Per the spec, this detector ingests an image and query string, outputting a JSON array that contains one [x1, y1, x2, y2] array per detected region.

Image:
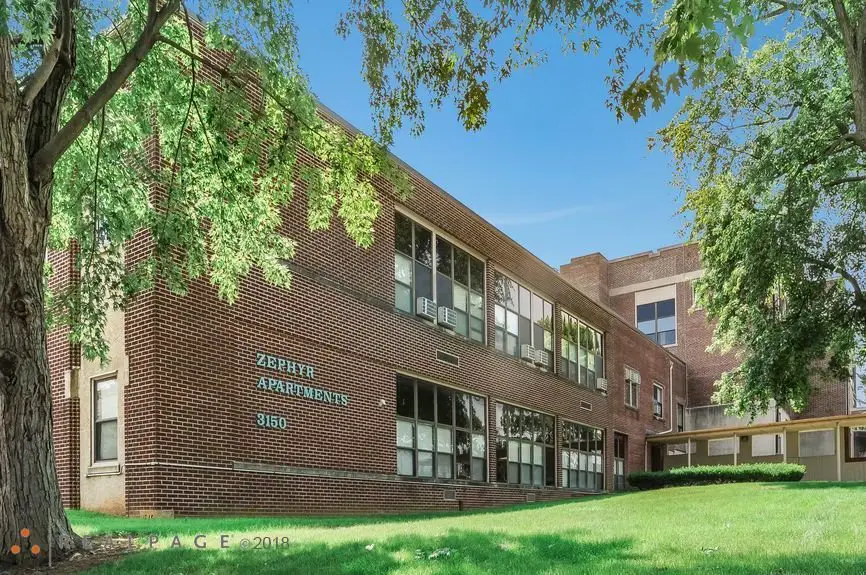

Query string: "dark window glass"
[[636, 303, 655, 323], [496, 438, 508, 482], [415, 263, 433, 301], [456, 430, 471, 479], [396, 377, 415, 417], [436, 237, 452, 275], [437, 274, 453, 308], [470, 257, 484, 292], [417, 381, 435, 422], [438, 388, 454, 425], [471, 396, 485, 430], [507, 279, 518, 311], [455, 393, 470, 428], [395, 212, 413, 255], [414, 225, 433, 266], [657, 298, 676, 318], [496, 403, 552, 486], [518, 316, 532, 349], [454, 249, 469, 286], [494, 273, 508, 305], [519, 286, 531, 318]]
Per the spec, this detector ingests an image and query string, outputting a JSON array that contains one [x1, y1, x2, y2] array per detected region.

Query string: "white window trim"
[[624, 366, 640, 408], [798, 428, 836, 458], [634, 290, 678, 348], [652, 382, 665, 418], [92, 375, 119, 465]]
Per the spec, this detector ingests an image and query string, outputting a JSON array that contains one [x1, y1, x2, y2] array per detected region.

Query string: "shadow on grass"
[[69, 497, 602, 537], [80, 528, 866, 575], [771, 481, 866, 490]]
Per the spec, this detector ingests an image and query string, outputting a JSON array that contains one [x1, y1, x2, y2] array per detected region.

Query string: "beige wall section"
[[77, 307, 127, 514], [664, 428, 866, 482]]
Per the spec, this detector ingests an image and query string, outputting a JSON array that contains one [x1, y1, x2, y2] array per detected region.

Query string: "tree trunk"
[[0, 111, 79, 563]]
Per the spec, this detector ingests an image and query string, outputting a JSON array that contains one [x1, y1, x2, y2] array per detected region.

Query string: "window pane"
[[417, 423, 434, 451], [96, 420, 117, 460], [395, 283, 412, 313], [636, 303, 656, 323], [470, 257, 485, 292], [471, 396, 485, 430], [456, 430, 471, 479], [495, 329, 504, 351], [436, 237, 452, 275], [95, 379, 117, 421], [394, 213, 412, 255], [417, 382, 435, 422], [506, 310, 519, 335], [519, 286, 531, 318], [521, 442, 531, 463], [800, 430, 835, 457], [469, 292, 483, 319], [518, 316, 532, 350], [532, 465, 543, 486], [507, 280, 519, 311], [471, 433, 486, 458], [495, 305, 506, 328], [657, 314, 676, 333], [455, 310, 468, 336], [455, 393, 470, 428], [418, 451, 434, 477], [637, 319, 656, 336], [395, 253, 412, 285], [437, 453, 453, 479], [531, 293, 543, 324], [454, 283, 468, 311], [658, 330, 677, 346], [438, 388, 454, 425], [506, 334, 518, 357], [543, 301, 552, 322], [851, 429, 866, 458], [657, 298, 676, 318], [437, 274, 453, 309], [437, 426, 454, 453], [397, 448, 414, 475], [415, 263, 433, 301], [396, 420, 414, 447], [533, 323, 545, 352], [494, 273, 508, 305], [454, 249, 469, 286], [396, 377, 415, 417], [471, 458, 485, 481], [414, 225, 432, 266], [471, 328, 484, 343], [496, 438, 508, 482], [508, 440, 520, 462]]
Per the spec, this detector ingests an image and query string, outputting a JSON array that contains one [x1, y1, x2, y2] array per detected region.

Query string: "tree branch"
[[825, 174, 866, 187], [805, 256, 865, 309], [20, 37, 63, 108], [30, 0, 181, 179]]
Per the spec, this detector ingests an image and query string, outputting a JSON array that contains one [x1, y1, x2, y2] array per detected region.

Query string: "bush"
[[627, 463, 806, 490]]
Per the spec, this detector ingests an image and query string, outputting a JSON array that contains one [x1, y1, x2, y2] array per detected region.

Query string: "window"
[[493, 273, 552, 368], [396, 375, 487, 481], [652, 383, 664, 418], [561, 312, 604, 387], [847, 427, 866, 461], [799, 429, 835, 457], [667, 442, 695, 456], [495, 403, 555, 486], [394, 212, 485, 342], [613, 433, 627, 491], [625, 366, 640, 408], [708, 437, 739, 456], [677, 403, 685, 432], [93, 378, 118, 462], [636, 298, 676, 345], [562, 422, 605, 491], [752, 433, 782, 457]]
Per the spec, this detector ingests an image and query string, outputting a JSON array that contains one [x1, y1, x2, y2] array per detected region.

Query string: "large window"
[[637, 298, 676, 345], [93, 378, 118, 462], [625, 366, 640, 408], [394, 212, 485, 341], [396, 375, 487, 481], [652, 383, 664, 418], [493, 272, 553, 367], [708, 437, 739, 456], [614, 433, 627, 491], [561, 312, 604, 387], [847, 427, 866, 461], [495, 403, 555, 486], [799, 429, 835, 457], [561, 422, 605, 491]]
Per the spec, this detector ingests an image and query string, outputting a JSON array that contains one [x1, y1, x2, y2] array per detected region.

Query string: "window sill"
[[653, 416, 665, 422], [624, 405, 639, 413], [87, 462, 121, 477]]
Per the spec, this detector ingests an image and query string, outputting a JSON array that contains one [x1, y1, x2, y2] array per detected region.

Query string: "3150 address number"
[[256, 413, 287, 430]]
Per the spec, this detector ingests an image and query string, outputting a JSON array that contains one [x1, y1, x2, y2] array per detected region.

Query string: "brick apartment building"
[[561, 244, 855, 430]]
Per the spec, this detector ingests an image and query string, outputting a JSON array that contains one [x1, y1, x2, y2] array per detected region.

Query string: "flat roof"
[[646, 412, 866, 443]]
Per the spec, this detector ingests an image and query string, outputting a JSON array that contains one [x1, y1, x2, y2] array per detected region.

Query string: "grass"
[[70, 482, 866, 574]]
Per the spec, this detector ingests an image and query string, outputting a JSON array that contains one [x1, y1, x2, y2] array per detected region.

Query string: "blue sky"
[[293, 2, 690, 269]]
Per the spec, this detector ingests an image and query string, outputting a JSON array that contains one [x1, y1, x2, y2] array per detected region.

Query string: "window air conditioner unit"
[[437, 306, 457, 329], [596, 378, 608, 392], [534, 348, 549, 368], [520, 344, 536, 362], [416, 297, 437, 321]]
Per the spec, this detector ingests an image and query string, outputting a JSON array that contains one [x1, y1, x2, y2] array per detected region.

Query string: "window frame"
[[560, 309, 605, 387], [624, 366, 640, 409], [92, 376, 119, 463], [394, 209, 486, 343], [613, 432, 627, 491], [561, 420, 605, 492], [493, 270, 554, 370], [798, 428, 836, 458], [395, 375, 488, 482], [676, 403, 685, 433], [845, 426, 866, 462], [652, 383, 664, 419], [495, 402, 555, 487], [636, 297, 677, 346], [707, 437, 739, 457]]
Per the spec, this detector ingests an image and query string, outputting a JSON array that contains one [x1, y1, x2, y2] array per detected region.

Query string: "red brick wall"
[[559, 253, 609, 307]]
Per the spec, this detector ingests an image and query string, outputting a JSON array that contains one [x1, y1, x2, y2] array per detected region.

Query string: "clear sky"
[[292, 2, 690, 269]]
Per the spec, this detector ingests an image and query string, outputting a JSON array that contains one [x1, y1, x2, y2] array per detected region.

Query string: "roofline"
[[606, 240, 699, 264], [314, 103, 687, 367], [646, 412, 866, 443]]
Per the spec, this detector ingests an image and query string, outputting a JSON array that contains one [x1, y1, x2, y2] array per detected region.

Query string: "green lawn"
[[71, 482, 866, 574]]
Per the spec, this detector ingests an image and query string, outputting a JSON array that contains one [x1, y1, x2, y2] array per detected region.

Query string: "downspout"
[[646, 358, 677, 472]]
